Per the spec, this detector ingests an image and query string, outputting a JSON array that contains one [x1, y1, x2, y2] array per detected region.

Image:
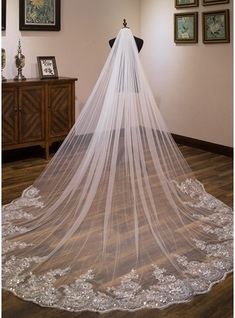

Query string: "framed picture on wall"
[[202, 10, 230, 43], [202, 0, 229, 6], [2, 0, 6, 30], [174, 12, 198, 43], [19, 0, 61, 31], [37, 56, 59, 79], [175, 0, 199, 9]]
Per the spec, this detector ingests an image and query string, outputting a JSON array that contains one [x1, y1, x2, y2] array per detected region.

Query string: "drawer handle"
[[14, 107, 18, 112]]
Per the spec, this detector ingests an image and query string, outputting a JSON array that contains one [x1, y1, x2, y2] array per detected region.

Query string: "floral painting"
[[19, 0, 60, 31], [203, 10, 230, 43], [202, 0, 229, 6], [25, 0, 56, 25], [174, 13, 198, 43], [206, 14, 225, 39], [175, 0, 199, 8], [178, 17, 194, 39], [178, 0, 195, 3]]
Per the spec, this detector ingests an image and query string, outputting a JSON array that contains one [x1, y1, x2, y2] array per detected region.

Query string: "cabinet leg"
[[45, 144, 50, 160]]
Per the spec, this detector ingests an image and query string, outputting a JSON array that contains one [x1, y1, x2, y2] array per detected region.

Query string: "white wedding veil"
[[2, 28, 232, 313]]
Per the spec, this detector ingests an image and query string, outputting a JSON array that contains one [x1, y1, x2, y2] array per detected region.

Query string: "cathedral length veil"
[[3, 28, 233, 313]]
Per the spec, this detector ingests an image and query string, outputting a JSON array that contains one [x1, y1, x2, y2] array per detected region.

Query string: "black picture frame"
[[174, 12, 198, 43], [37, 56, 59, 79], [203, 0, 229, 5], [19, 0, 61, 31], [2, 0, 6, 31], [175, 0, 199, 9], [202, 10, 230, 44]]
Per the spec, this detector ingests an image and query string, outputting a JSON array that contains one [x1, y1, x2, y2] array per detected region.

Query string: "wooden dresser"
[[2, 77, 77, 159]]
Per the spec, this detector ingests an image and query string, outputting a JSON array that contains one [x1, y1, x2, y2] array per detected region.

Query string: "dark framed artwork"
[[174, 12, 198, 43], [202, 10, 230, 43], [202, 0, 229, 6], [19, 0, 61, 31], [37, 56, 58, 79], [175, 0, 199, 9], [2, 0, 6, 30]]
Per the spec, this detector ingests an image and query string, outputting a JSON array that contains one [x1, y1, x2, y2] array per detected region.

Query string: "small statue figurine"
[[14, 40, 26, 81], [2, 48, 6, 81]]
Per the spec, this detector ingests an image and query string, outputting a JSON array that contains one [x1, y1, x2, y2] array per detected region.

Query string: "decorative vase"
[[14, 40, 26, 81], [2, 48, 6, 81]]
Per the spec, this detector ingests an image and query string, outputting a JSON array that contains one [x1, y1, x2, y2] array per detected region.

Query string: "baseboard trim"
[[172, 133, 233, 157]]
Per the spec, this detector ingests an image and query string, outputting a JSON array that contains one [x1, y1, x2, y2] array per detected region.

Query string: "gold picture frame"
[[202, 0, 229, 6], [175, 0, 199, 9], [174, 12, 198, 43], [202, 10, 230, 44]]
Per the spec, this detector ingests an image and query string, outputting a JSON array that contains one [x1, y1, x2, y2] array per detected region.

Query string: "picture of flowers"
[[175, 0, 199, 9], [203, 10, 230, 43], [174, 13, 198, 43], [202, 0, 229, 6], [19, 0, 61, 31]]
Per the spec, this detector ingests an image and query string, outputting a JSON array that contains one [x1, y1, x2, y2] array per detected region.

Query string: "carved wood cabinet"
[[2, 77, 77, 159]]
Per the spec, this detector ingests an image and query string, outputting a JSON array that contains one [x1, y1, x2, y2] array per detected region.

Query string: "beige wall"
[[2, 0, 233, 147], [2, 0, 141, 116], [140, 0, 233, 147]]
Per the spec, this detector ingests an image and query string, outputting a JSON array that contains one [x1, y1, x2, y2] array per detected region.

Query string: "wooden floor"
[[2, 145, 233, 318]]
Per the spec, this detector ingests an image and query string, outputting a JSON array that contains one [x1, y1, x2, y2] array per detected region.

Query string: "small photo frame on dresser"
[[37, 56, 58, 79]]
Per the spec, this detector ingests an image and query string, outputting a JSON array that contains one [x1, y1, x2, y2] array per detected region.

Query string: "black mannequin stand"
[[109, 19, 144, 53]]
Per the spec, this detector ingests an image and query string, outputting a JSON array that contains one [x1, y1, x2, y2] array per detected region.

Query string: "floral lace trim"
[[2, 179, 233, 312], [192, 238, 232, 258], [172, 178, 233, 238], [2, 252, 232, 312], [3, 186, 43, 220], [2, 240, 34, 254], [172, 178, 231, 212], [3, 186, 43, 237]]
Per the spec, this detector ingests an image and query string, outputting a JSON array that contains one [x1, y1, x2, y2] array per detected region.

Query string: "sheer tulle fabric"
[[3, 29, 232, 312]]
